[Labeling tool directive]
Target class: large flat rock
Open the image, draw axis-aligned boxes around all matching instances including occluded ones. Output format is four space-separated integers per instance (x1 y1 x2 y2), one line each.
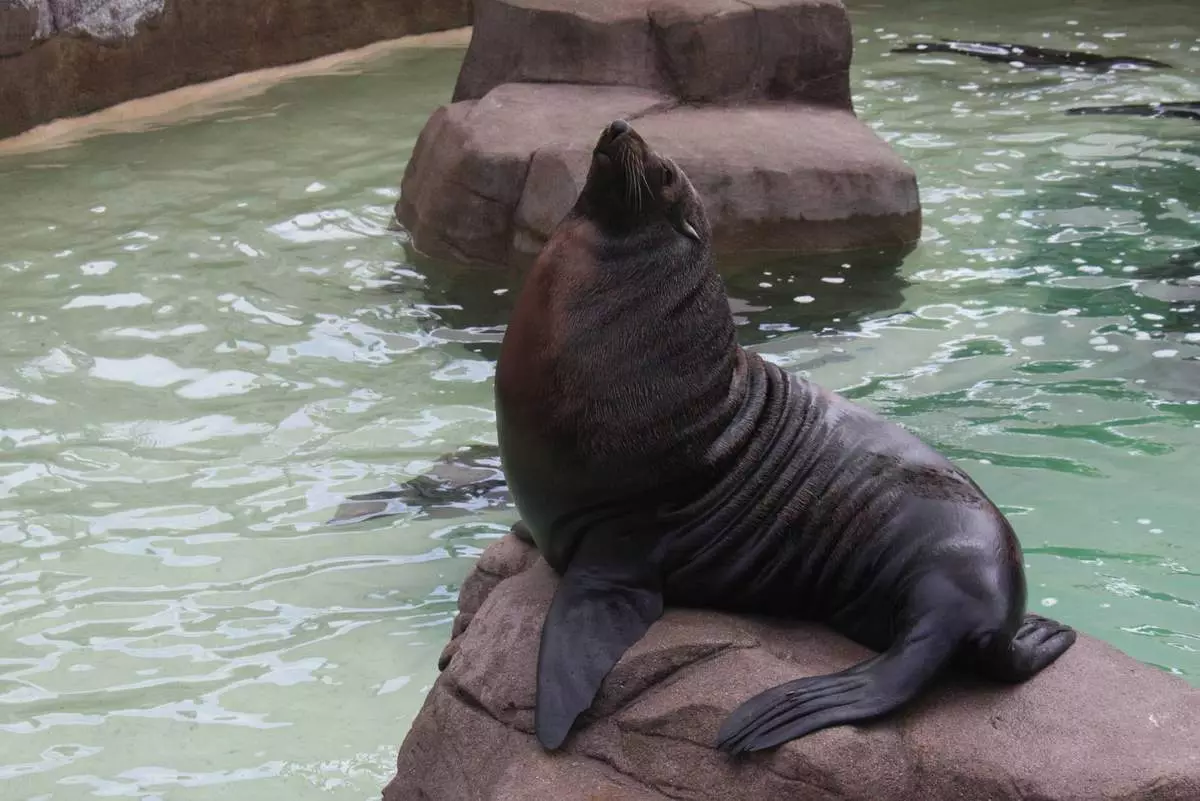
398 83 672 265
396 83 920 265
605 104 919 254
384 531 1200 801
453 0 854 108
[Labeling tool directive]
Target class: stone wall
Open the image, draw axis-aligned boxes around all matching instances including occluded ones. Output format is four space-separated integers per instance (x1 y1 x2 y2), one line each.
0 0 470 139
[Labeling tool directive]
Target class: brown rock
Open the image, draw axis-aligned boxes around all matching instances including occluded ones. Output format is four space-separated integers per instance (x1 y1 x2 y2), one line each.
0 0 471 139
0 1 42 57
399 0 921 267
397 83 673 265
652 0 853 107
51 0 165 41
476 527 543 578
399 84 920 265
453 0 853 108
511 142 594 257
630 104 921 255
384 533 1200 801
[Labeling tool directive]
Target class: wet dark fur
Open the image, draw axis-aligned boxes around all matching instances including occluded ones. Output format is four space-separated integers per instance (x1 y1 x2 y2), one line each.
1065 101 1200 121
893 39 1171 70
325 444 509 526
494 121 1077 755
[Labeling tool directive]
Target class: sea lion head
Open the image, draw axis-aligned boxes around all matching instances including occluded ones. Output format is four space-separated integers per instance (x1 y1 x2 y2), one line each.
577 119 709 247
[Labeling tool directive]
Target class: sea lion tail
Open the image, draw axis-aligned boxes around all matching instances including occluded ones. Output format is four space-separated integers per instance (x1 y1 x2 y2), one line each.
534 530 665 750
715 612 963 754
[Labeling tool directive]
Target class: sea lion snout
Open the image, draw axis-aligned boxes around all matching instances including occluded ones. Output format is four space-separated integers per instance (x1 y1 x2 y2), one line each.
606 119 631 138
595 119 641 156
578 120 703 242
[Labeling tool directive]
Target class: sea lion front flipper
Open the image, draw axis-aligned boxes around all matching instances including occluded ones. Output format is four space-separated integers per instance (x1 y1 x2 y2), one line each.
535 530 664 750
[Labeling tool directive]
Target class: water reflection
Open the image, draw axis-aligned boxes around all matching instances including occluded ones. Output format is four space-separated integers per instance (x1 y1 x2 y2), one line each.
719 248 912 345
342 244 914 524
384 244 913 350
1 1 1199 799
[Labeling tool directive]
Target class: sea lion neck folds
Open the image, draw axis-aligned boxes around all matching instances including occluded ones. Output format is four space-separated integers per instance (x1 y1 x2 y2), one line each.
496 120 737 571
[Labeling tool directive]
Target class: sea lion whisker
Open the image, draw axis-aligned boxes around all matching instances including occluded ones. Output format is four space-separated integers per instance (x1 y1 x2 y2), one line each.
619 148 638 208
634 160 651 213
622 148 640 212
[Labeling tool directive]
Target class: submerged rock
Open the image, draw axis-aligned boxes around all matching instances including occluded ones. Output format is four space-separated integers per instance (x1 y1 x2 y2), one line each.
0 0 471 138
383 530 1200 801
397 0 922 267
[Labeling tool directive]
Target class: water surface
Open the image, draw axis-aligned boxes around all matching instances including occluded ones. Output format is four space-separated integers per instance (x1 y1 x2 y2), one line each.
1 1 1198 797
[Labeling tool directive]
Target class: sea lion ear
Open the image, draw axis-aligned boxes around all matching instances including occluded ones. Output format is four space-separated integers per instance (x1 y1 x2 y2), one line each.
670 207 701 242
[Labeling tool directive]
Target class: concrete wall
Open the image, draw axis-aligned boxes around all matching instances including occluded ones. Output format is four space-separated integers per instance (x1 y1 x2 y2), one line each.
0 0 471 139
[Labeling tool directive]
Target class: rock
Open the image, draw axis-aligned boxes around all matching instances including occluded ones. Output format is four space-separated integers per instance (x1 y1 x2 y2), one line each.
453 0 854 108
398 83 672 264
398 0 922 266
384 531 1200 801
51 0 165 41
0 1 45 56
0 0 472 138
397 82 920 264
573 104 919 255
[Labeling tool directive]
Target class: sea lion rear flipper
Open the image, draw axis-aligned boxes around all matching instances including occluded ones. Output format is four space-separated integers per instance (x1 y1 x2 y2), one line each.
326 491 410 525
325 443 511 526
716 607 966 754
535 531 663 750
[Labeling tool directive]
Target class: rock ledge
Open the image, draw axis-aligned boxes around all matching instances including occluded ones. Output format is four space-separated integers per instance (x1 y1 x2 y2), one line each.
384 531 1200 801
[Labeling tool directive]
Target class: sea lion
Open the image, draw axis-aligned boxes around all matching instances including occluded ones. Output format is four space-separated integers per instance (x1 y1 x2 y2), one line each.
893 39 1171 70
1065 101 1200 121
326 444 510 526
494 119 1077 755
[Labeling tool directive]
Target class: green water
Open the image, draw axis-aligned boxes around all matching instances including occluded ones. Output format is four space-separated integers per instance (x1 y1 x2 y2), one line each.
1 0 1198 797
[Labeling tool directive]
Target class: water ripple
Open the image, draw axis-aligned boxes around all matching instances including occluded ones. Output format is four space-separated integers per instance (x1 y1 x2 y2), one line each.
0 6 1198 798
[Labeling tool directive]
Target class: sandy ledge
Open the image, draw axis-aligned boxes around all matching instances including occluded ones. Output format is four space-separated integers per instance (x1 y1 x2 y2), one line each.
0 26 473 158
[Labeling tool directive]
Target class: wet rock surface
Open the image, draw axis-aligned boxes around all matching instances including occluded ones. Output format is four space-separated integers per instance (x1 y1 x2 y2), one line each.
384 530 1200 801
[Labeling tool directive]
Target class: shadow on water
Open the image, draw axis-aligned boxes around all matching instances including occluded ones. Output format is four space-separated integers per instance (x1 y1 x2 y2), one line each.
380 240 913 344
717 247 911 346
386 243 522 356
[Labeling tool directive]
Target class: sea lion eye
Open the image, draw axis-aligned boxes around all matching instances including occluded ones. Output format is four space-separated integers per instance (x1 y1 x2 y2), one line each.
660 164 674 186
